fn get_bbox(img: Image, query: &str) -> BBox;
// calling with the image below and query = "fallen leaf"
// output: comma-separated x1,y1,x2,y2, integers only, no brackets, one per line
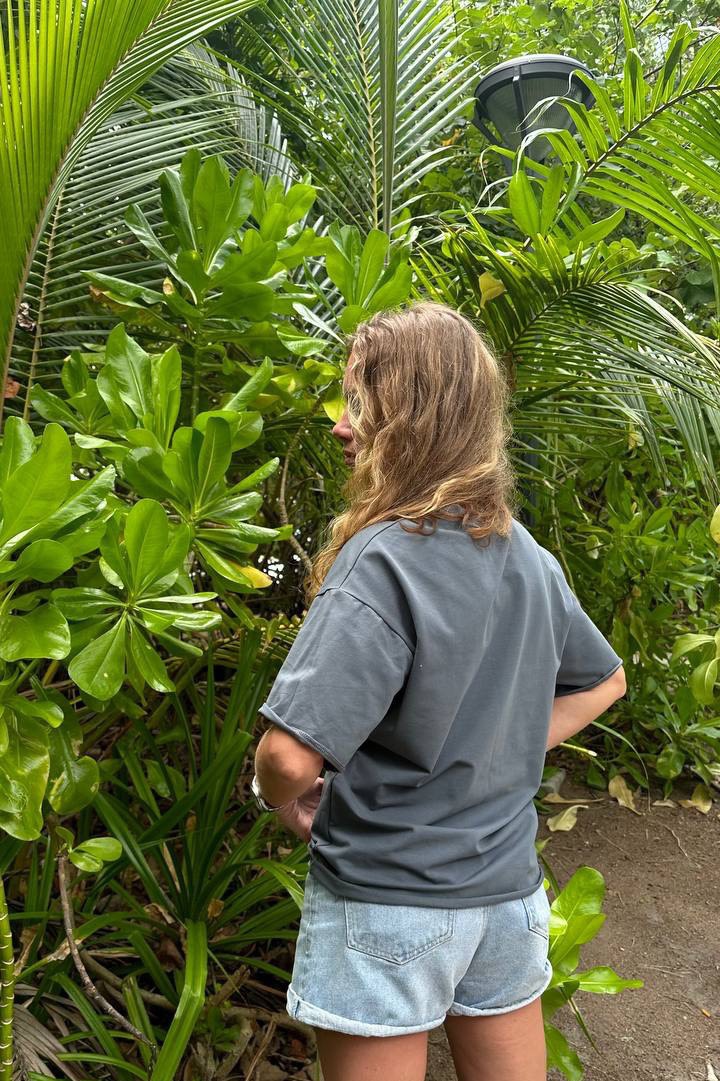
701,1008,712,1018
547,805,586,832
652,799,677,807
679,783,713,814
543,793,602,804
608,774,641,814
706,1062,718,1081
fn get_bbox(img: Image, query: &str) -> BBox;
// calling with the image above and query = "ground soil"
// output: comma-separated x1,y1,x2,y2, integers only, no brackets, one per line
427,773,720,1081
246,773,719,1081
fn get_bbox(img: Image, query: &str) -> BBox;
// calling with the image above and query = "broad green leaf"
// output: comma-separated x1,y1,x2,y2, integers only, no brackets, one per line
0,714,49,840
655,744,685,779
232,458,280,493
128,624,175,693
574,966,643,994
0,604,71,661
103,324,153,420
196,542,269,588
73,836,123,863
672,632,714,661
219,357,274,414
0,416,35,484
689,657,718,704
151,345,182,449
540,164,565,233
52,587,119,621
356,230,389,304
0,424,71,545
69,850,104,873
124,499,171,594
9,695,64,728
508,170,541,236
551,866,605,921
195,417,232,509
47,715,100,815
544,1023,583,1081
69,618,127,700
3,539,73,583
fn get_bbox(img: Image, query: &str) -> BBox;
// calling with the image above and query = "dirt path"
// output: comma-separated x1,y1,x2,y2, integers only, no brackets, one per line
427,777,720,1081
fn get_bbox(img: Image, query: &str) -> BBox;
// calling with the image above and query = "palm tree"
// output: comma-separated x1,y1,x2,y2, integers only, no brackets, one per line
0,0,260,425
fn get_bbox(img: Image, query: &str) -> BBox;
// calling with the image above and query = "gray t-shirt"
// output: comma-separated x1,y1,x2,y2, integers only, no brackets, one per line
259,515,622,907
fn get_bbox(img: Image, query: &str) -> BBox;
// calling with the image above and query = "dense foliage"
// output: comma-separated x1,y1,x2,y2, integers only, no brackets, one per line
1,0,719,1076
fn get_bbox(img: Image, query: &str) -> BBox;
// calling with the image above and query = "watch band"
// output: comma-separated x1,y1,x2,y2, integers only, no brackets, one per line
251,773,285,812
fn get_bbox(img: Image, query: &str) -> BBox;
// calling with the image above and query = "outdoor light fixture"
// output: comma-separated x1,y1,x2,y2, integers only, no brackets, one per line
472,53,595,161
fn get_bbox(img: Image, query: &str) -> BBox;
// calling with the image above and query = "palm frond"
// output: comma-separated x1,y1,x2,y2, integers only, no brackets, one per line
10,47,295,419
230,0,475,230
419,226,720,496
1,0,258,418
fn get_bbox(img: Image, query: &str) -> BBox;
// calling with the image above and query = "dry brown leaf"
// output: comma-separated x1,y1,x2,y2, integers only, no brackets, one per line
679,783,713,814
543,793,602,804
547,805,586,832
608,774,641,814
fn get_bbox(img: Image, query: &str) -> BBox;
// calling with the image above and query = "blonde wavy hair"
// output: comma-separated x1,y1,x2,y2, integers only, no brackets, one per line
306,301,517,602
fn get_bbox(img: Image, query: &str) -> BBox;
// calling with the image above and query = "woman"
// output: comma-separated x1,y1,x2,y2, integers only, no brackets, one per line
253,301,626,1081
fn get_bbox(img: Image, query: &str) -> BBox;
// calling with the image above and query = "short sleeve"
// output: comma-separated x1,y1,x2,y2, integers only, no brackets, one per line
258,587,414,772
555,593,623,697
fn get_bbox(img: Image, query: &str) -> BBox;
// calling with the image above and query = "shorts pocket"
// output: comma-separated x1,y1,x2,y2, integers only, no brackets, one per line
521,884,550,940
344,898,455,965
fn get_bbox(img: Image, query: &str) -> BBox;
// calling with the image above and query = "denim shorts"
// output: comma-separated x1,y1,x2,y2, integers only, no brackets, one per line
285,871,553,1037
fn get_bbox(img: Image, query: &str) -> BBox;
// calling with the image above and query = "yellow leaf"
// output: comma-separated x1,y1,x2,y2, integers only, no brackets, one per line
652,799,676,807
608,774,642,814
237,565,272,589
322,390,345,423
710,505,720,544
478,272,506,308
679,783,712,814
546,805,586,832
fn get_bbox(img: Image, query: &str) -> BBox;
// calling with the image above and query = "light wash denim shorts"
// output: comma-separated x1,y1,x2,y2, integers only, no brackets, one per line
286,870,553,1037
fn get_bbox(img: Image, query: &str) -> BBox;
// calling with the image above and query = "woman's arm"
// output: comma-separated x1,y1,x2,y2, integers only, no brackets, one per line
546,666,626,751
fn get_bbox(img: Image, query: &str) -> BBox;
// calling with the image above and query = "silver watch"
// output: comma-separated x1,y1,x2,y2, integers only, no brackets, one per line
251,774,284,812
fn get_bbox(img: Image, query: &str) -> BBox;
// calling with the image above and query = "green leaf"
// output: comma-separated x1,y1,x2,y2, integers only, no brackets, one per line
52,587,118,621
544,1023,583,1081
0,416,35,485
73,836,123,863
102,323,153,421
219,357,274,413
2,539,74,583
655,744,685,779
540,164,565,233
671,632,713,662
124,499,172,594
151,345,182,449
195,417,232,509
128,623,174,693
0,714,49,840
508,170,541,236
47,715,100,815
356,230,390,305
69,618,127,700
0,424,71,546
552,866,605,921
0,604,71,661
574,966,643,994
69,850,104,873
9,695,64,728
689,658,718,704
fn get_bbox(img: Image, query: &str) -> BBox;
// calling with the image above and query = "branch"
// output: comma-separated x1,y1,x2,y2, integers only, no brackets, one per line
57,852,156,1055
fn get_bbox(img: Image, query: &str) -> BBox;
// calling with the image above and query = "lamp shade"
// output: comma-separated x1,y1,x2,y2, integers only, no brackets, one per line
472,54,595,160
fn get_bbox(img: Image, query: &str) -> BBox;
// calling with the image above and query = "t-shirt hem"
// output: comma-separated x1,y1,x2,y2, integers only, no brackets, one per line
307,852,544,909
554,659,623,697
258,703,345,773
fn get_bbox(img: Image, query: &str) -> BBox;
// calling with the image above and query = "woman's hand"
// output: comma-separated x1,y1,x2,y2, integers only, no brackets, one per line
275,776,325,843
